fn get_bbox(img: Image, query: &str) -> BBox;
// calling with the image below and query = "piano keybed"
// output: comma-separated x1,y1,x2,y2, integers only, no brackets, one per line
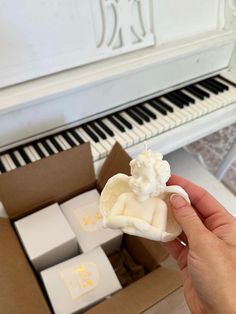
0,76,236,175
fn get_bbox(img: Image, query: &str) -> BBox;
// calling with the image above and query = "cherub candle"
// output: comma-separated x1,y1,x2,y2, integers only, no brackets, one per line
100,148,190,242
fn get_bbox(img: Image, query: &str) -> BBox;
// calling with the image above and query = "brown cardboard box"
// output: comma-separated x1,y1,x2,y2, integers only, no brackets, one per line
0,218,51,314
0,142,182,314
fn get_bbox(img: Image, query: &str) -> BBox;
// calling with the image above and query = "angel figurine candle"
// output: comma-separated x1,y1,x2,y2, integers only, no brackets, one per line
99,148,190,242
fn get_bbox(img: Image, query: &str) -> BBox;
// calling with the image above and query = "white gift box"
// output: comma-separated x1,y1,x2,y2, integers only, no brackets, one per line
60,189,122,254
41,247,122,314
14,203,78,271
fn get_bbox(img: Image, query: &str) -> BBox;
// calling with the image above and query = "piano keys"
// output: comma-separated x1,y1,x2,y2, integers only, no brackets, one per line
0,75,236,175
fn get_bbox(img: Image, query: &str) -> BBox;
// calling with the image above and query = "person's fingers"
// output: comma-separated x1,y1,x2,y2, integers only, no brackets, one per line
170,194,209,246
163,239,188,271
168,175,233,222
177,232,188,246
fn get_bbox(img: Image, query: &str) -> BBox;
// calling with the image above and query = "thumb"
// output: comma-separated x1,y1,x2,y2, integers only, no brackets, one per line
170,194,208,246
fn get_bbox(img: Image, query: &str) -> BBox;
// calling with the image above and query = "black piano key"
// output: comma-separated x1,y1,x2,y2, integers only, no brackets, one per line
107,116,125,132
82,125,99,142
214,77,229,90
49,137,64,152
61,132,77,147
126,109,143,125
97,119,114,137
192,84,210,98
198,81,219,95
89,122,107,140
154,98,173,113
149,100,167,115
139,104,157,119
0,158,6,173
206,78,226,92
133,107,150,122
8,150,21,167
41,139,54,155
164,94,184,109
178,90,196,104
178,90,195,104
171,91,189,106
69,129,85,144
115,113,132,129
18,147,31,164
32,142,45,159
206,79,224,92
185,86,204,100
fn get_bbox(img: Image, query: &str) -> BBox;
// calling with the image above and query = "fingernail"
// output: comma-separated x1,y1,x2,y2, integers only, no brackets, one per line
170,194,187,209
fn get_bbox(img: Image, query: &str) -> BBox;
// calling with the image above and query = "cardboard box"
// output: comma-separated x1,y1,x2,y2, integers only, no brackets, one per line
0,201,7,218
41,247,122,314
0,143,182,314
60,189,122,254
0,218,51,314
15,203,78,271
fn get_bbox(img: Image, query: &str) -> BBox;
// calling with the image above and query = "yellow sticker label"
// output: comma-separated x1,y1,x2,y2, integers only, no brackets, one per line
60,262,99,300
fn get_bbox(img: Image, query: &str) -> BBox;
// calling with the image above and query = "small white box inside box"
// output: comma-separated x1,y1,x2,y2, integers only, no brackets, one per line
60,189,122,254
41,246,122,314
14,203,78,271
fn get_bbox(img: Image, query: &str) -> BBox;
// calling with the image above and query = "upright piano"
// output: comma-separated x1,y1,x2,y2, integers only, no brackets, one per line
0,0,236,175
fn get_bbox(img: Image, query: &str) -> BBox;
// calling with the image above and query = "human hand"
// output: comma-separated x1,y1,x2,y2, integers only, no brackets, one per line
163,175,236,314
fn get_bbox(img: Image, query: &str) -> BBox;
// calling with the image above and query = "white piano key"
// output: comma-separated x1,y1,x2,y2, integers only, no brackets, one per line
161,106,184,127
142,104,166,131
102,118,131,148
195,85,223,109
37,142,50,157
24,146,37,162
180,92,205,117
58,134,72,150
4,153,17,169
113,115,140,145
91,122,114,151
55,136,68,150
76,128,101,161
182,90,210,114
120,112,146,142
92,122,114,146
144,103,176,130
67,131,81,146
1,155,12,171
115,121,139,145
82,125,108,158
122,112,153,139
215,77,236,98
13,150,26,166
100,138,112,151
160,98,188,124
109,116,135,146
142,104,164,133
28,145,41,161
46,139,59,154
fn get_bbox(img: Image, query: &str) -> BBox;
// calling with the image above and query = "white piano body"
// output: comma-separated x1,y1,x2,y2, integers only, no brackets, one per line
0,0,236,174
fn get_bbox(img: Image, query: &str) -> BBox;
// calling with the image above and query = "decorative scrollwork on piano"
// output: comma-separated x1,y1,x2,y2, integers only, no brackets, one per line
225,0,236,28
97,0,154,53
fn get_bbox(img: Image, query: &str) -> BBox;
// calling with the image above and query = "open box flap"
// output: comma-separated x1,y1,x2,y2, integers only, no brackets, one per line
97,142,131,192
0,143,95,220
0,218,51,314
85,266,182,314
